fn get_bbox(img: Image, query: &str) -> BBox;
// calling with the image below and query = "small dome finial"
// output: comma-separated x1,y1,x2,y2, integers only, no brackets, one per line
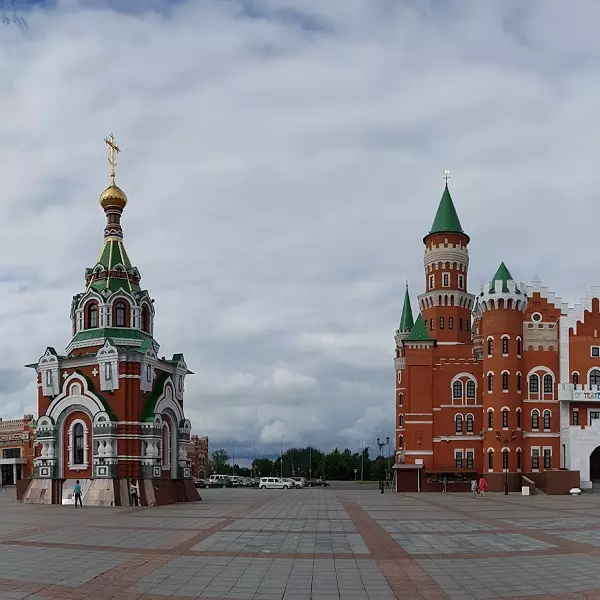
99,133,128,211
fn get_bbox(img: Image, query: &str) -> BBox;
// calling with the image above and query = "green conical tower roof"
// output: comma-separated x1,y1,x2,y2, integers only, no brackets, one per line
399,285,414,332
490,262,513,293
404,314,432,342
426,184,466,240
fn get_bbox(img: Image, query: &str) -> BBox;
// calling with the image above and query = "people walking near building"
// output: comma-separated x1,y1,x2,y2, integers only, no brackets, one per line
441,475,448,493
471,478,478,498
130,480,140,506
478,475,488,497
73,480,82,507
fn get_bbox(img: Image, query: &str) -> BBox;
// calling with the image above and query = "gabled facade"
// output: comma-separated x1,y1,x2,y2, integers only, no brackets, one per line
394,182,588,492
22,135,199,506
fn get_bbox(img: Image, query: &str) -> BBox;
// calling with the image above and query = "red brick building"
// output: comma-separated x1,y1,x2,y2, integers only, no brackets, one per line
22,135,199,506
187,435,209,478
395,182,589,492
0,415,35,485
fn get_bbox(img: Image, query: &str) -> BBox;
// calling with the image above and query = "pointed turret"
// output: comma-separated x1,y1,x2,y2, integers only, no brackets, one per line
426,184,466,240
490,262,514,293
399,285,414,333
404,314,432,342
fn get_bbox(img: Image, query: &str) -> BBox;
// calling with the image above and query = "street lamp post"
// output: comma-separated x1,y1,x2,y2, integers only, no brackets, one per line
360,437,364,483
280,435,284,478
354,468,358,483
495,431,517,495
376,437,390,494
231,441,236,475
252,440,256,479
308,440,312,480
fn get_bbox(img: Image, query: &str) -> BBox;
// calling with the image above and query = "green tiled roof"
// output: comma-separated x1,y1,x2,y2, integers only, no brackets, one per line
490,262,513,293
428,184,464,237
404,314,432,342
86,238,140,293
399,286,414,332
70,327,156,347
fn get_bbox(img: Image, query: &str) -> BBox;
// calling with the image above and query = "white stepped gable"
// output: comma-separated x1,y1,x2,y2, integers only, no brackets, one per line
528,276,569,315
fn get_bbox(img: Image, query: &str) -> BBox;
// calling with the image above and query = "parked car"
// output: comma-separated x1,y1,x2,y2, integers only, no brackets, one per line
306,479,330,487
194,478,208,488
283,478,302,489
259,477,291,489
208,475,233,488
290,477,307,488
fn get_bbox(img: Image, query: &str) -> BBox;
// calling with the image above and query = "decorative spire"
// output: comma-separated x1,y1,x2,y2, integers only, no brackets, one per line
490,262,514,293
427,179,465,239
105,133,120,187
99,133,128,238
399,282,414,332
404,314,432,342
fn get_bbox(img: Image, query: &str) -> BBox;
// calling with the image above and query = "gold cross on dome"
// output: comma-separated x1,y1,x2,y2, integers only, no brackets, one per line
444,169,451,184
104,133,120,185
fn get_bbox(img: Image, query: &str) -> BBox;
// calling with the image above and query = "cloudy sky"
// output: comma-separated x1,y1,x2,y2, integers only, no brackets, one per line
0,0,598,460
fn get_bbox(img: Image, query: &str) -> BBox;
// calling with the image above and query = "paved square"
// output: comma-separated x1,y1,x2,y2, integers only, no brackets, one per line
2,485,600,599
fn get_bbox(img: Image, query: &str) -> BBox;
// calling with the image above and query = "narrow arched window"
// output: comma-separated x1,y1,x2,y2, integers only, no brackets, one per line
87,303,98,329
591,369,600,387
502,373,509,391
502,410,509,428
502,450,509,470
488,410,493,429
543,374,553,394
162,423,171,466
517,373,522,392
115,301,126,327
488,451,494,470
573,372,579,386
73,423,84,465
466,380,476,398
543,410,551,430
516,410,522,429
455,414,463,433
141,305,150,333
516,338,522,355
532,410,540,430
466,414,474,433
487,374,493,392
529,374,539,393
487,339,493,355
502,338,509,354
453,381,463,400
398,415,404,427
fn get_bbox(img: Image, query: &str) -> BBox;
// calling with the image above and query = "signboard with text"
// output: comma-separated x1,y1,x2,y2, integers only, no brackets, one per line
0,433,24,445
573,391,600,401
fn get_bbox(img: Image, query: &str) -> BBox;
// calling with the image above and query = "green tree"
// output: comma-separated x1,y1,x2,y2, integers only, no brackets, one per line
253,458,275,477
209,449,230,474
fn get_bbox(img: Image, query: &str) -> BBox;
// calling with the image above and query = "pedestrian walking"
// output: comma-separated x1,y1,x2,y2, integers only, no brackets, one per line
470,478,478,498
478,475,488,498
0,476,6,491
130,480,140,506
73,480,82,507
441,475,448,493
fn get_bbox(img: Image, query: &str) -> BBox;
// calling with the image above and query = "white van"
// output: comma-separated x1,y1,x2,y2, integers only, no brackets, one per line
259,477,290,489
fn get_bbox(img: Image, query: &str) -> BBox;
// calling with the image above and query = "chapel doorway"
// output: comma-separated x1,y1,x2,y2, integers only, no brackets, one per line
590,446,600,482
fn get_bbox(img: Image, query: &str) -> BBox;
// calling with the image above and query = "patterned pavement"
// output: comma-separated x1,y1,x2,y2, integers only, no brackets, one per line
2,486,600,599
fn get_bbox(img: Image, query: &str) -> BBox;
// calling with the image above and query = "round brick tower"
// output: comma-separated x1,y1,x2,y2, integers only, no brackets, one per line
419,183,474,343
478,263,528,476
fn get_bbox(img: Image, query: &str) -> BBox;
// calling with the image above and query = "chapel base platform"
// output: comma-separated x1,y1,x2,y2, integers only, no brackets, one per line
19,477,201,506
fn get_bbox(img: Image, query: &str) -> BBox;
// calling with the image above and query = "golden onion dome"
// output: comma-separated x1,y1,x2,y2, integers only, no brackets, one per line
99,184,128,210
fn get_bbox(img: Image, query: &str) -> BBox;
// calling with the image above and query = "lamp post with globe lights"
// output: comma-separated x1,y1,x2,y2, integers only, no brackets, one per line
377,437,389,494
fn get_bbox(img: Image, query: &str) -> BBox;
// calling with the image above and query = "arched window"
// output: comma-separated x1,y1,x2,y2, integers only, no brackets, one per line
516,338,522,355
453,381,463,399
532,410,540,430
73,423,84,465
162,422,171,467
516,449,522,470
398,436,404,449
141,304,150,333
115,301,127,327
573,372,579,386
87,303,98,329
487,339,493,355
502,373,509,391
455,414,463,433
488,410,493,429
543,410,551,430
502,337,509,354
516,409,522,429
591,369,600,387
502,409,509,428
487,373,493,392
502,449,509,470
529,374,539,393
517,373,522,392
466,414,474,433
488,450,494,470
398,414,404,427
466,380,476,399
543,374,553,394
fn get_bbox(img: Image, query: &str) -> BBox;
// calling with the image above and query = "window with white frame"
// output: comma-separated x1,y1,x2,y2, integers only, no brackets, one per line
532,409,540,430
532,448,540,470
572,372,579,386
104,362,111,380
466,380,476,399
442,273,450,287
455,414,463,433
455,450,463,468
488,373,493,392
591,369,600,387
466,450,474,469
573,408,579,426
543,374,553,394
398,414,404,427
466,414,474,433
543,410,551,430
502,409,509,428
429,275,434,289
502,372,509,391
516,409,522,429
517,372,522,392
147,364,152,381
458,274,464,289
516,337,522,356
502,337,509,355
502,449,509,470
516,449,522,470
46,370,52,386
529,374,539,393
488,450,494,470
68,420,88,468
543,448,551,469
488,410,493,429
592,346,600,358
487,338,493,356
453,380,463,401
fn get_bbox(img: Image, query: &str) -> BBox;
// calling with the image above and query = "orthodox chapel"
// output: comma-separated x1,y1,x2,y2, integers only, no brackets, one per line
394,180,600,493
22,135,199,506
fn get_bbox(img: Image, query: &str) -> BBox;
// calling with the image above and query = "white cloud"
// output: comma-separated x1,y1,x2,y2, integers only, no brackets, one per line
1,0,599,458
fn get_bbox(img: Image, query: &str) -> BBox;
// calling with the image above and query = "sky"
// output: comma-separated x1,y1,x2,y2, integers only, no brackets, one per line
0,0,599,461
